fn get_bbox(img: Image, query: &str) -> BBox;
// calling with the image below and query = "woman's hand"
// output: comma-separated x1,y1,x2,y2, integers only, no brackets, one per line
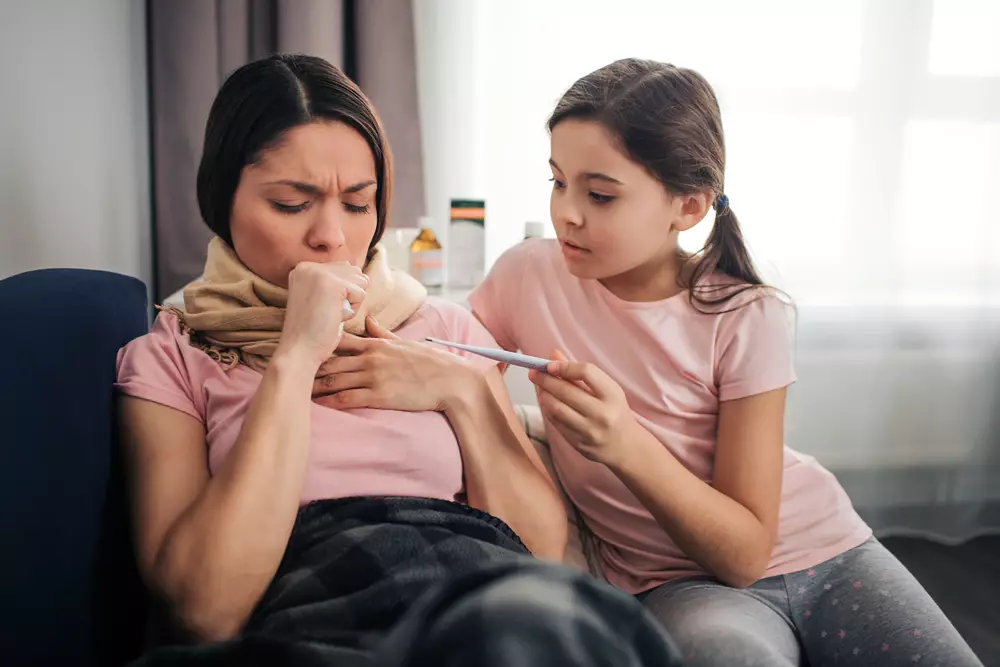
276,261,370,369
528,350,639,469
312,317,484,412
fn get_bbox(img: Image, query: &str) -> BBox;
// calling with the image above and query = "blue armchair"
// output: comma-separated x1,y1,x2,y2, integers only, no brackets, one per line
0,269,150,666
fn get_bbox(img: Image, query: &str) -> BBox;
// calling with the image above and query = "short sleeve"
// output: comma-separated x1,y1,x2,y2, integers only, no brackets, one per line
425,299,504,372
715,293,796,401
467,241,533,351
114,312,205,421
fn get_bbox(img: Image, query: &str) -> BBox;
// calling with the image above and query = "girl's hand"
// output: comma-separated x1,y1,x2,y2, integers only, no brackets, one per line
276,261,370,369
312,317,484,412
529,350,638,469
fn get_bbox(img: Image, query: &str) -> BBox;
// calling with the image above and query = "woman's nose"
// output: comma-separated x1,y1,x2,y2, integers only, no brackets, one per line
306,207,347,254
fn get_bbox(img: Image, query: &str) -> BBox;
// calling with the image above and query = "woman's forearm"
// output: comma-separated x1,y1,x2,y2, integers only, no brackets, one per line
156,350,316,640
609,421,772,587
445,374,568,559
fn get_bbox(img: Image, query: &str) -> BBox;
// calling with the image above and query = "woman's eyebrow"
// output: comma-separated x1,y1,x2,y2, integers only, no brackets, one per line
263,179,377,195
264,180,321,196
343,180,377,194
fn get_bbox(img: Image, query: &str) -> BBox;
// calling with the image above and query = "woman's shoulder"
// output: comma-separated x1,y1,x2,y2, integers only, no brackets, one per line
398,298,502,371
119,309,187,355
401,297,484,339
116,309,213,379
115,310,209,420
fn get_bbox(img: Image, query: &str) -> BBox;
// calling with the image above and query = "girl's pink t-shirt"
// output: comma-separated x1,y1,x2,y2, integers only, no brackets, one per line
115,299,500,505
469,239,871,593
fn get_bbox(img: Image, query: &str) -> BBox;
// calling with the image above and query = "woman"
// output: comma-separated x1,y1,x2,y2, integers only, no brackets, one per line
116,54,679,666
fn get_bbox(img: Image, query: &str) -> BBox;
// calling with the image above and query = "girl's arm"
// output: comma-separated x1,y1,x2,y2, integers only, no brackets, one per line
531,356,786,587
610,388,785,587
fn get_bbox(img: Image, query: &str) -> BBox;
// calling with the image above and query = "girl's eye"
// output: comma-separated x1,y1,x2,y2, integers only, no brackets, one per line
548,177,566,190
344,203,371,214
272,201,310,214
589,192,614,204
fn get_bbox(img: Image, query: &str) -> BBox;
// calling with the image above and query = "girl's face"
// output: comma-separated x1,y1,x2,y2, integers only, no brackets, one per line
548,119,709,295
229,121,378,288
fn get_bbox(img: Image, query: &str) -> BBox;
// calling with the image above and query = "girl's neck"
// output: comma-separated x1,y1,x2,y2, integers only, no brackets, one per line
599,247,690,303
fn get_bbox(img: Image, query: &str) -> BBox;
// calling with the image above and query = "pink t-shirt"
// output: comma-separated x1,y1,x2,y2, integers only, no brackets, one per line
115,299,500,505
469,239,871,593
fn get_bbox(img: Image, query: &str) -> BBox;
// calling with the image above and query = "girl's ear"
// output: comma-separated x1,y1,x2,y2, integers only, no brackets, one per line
672,191,713,233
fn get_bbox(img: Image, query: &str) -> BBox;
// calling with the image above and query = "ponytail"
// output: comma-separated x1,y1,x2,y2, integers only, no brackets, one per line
682,201,769,313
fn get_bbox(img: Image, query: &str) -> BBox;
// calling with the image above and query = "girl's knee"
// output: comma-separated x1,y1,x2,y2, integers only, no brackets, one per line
645,593,800,666
663,623,797,667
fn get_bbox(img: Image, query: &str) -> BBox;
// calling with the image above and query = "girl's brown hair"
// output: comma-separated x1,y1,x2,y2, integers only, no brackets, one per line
549,58,768,312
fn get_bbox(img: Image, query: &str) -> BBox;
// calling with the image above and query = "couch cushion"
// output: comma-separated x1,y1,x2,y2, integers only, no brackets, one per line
0,269,149,666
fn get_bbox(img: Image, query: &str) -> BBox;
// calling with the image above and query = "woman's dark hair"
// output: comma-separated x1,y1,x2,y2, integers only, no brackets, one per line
548,58,769,312
197,53,392,261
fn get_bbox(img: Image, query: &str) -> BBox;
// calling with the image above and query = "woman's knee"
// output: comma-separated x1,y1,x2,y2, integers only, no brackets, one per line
409,565,683,666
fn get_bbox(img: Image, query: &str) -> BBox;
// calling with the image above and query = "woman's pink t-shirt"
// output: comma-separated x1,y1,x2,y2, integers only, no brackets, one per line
469,239,871,593
115,299,500,505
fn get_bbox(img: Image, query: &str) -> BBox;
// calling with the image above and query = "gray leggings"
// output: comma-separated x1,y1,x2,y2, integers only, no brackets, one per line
640,538,982,667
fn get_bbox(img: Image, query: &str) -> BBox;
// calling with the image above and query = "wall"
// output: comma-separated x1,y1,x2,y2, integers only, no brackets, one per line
0,0,151,294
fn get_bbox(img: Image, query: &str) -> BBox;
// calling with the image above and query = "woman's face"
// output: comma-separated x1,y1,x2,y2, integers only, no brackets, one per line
229,121,378,287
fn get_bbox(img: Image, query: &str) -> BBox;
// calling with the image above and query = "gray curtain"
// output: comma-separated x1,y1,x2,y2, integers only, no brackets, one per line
148,0,426,300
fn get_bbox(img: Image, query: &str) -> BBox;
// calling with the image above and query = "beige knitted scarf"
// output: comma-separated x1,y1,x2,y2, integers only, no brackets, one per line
165,237,426,372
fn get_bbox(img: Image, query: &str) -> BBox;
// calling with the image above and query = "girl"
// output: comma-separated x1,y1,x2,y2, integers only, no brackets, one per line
466,59,983,667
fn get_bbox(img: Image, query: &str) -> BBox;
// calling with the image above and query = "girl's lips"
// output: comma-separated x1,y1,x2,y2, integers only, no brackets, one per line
560,240,590,259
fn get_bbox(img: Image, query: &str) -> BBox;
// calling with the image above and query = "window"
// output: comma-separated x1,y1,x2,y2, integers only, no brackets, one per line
416,0,1000,307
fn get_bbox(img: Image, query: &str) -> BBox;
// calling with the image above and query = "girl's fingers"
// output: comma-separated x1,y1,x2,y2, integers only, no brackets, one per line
530,369,603,418
538,388,591,436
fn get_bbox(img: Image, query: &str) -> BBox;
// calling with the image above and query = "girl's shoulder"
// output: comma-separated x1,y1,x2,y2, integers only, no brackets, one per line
688,275,792,320
492,238,563,276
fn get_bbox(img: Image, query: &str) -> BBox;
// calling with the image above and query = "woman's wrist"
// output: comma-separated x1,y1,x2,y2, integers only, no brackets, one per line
441,364,491,416
270,345,323,380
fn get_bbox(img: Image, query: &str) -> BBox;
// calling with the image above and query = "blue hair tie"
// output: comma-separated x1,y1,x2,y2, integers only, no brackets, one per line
714,193,729,210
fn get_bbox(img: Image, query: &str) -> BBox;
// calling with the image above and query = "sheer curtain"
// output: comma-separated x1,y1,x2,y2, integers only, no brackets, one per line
415,0,1000,540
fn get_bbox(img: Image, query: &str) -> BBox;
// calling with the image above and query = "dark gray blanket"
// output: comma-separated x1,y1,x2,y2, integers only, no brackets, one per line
130,496,680,666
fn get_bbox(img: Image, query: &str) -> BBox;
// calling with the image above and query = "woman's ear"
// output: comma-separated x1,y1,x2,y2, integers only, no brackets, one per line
672,191,713,233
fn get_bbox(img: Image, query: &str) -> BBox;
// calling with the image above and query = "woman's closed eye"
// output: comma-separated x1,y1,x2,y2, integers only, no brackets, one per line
270,200,371,215
549,176,566,190
271,200,310,214
344,202,371,215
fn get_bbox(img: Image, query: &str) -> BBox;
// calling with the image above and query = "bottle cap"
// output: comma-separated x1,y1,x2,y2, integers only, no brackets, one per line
524,221,545,238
